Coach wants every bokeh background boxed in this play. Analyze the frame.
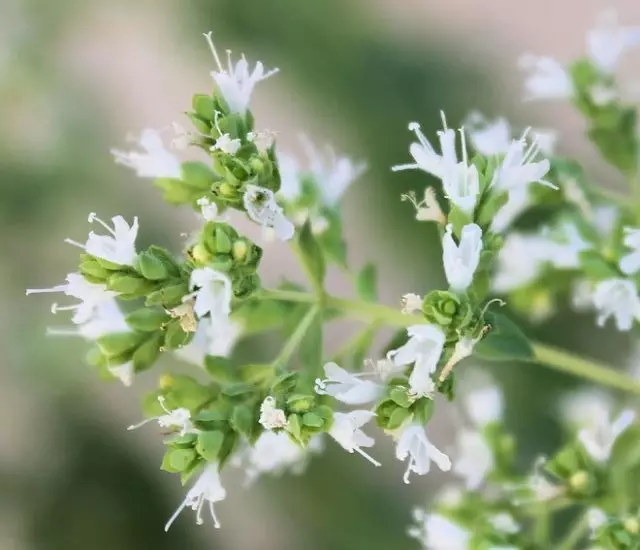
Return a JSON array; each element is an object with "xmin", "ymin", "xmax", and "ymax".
[{"xmin": 4, "ymin": 0, "xmax": 640, "ymax": 548}]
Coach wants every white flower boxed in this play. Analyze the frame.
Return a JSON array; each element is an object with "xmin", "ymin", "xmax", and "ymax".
[
  {"xmin": 314, "ymin": 362, "xmax": 383, "ymax": 405},
  {"xmin": 587, "ymin": 507, "xmax": 608, "ymax": 536},
  {"xmin": 464, "ymin": 111, "xmax": 512, "ymax": 156},
  {"xmin": 108, "ymin": 362, "xmax": 135, "ymax": 388},
  {"xmin": 492, "ymin": 233, "xmax": 548, "ymax": 293},
  {"xmin": 237, "ymin": 432, "xmax": 323, "ymax": 485},
  {"xmin": 408, "ymin": 509, "xmax": 471, "ymax": 550},
  {"xmin": 620, "ymin": 227, "xmax": 640, "ymax": 275},
  {"xmin": 258, "ymin": 396, "xmax": 288, "ymax": 430},
  {"xmin": 578, "ymin": 408, "xmax": 635, "ymax": 462},
  {"xmin": 203, "ymin": 32, "xmax": 278, "ymax": 115},
  {"xmin": 164, "ymin": 463, "xmax": 226, "ymax": 531},
  {"xmin": 26, "ymin": 272, "xmax": 117, "ymax": 324},
  {"xmin": 393, "ymin": 115, "xmax": 480, "ymax": 215},
  {"xmin": 174, "ymin": 316, "xmax": 242, "ymax": 365},
  {"xmin": 491, "ymin": 131, "xmax": 554, "ymax": 193},
  {"xmin": 211, "ymin": 133, "xmax": 241, "ymax": 155},
  {"xmin": 401, "ymin": 293, "xmax": 423, "ymax": 315},
  {"xmin": 364, "ymin": 357, "xmax": 406, "ymax": 382},
  {"xmin": 593, "ymin": 278, "xmax": 640, "ymax": 331},
  {"xmin": 489, "ymin": 513, "xmax": 520, "ymax": 534},
  {"xmin": 542, "ymin": 221, "xmax": 591, "ymax": 269},
  {"xmin": 243, "ymin": 184, "xmax": 295, "ymax": 241},
  {"xmin": 329, "ymin": 410, "xmax": 380, "ymax": 466},
  {"xmin": 128, "ymin": 396, "xmax": 195, "ymax": 436},
  {"xmin": 560, "ymin": 387, "xmax": 614, "ymax": 428},
  {"xmin": 464, "ymin": 381, "xmax": 503, "ymax": 427},
  {"xmin": 111, "ymin": 129, "xmax": 181, "ymax": 179},
  {"xmin": 571, "ymin": 279, "xmax": 595, "ymax": 312},
  {"xmin": 276, "ymin": 152, "xmax": 302, "ymax": 201},
  {"xmin": 442, "ymin": 223, "xmax": 483, "ymax": 293},
  {"xmin": 436, "ymin": 486, "xmax": 464, "ymax": 507},
  {"xmin": 46, "ymin": 298, "xmax": 129, "ymax": 340},
  {"xmin": 65, "ymin": 213, "xmax": 139, "ymax": 267},
  {"xmin": 518, "ymin": 54, "xmax": 573, "ymax": 101},
  {"xmin": 196, "ymin": 197, "xmax": 219, "ymax": 222},
  {"xmin": 453, "ymin": 430, "xmax": 494, "ymax": 490},
  {"xmin": 395, "ymin": 423, "xmax": 451, "ymax": 483},
  {"xmin": 187, "ymin": 268, "xmax": 232, "ymax": 320},
  {"xmin": 300, "ymin": 136, "xmax": 367, "ymax": 206},
  {"xmin": 388, "ymin": 324, "xmax": 445, "ymax": 398},
  {"xmin": 587, "ymin": 11, "xmax": 640, "ymax": 74}
]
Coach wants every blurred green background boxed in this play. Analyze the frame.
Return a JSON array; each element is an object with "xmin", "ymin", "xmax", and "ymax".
[{"xmin": 4, "ymin": 0, "xmax": 638, "ymax": 548}]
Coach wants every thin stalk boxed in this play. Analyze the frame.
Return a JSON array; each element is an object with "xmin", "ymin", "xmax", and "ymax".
[{"xmin": 272, "ymin": 306, "xmax": 319, "ymax": 368}]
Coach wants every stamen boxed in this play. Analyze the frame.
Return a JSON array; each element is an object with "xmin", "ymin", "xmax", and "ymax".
[
  {"xmin": 26, "ymin": 285, "xmax": 65, "ymax": 295},
  {"xmin": 127, "ymin": 417, "xmax": 156, "ymax": 431},
  {"xmin": 440, "ymin": 110, "xmax": 448, "ymax": 129},
  {"xmin": 225, "ymin": 50, "xmax": 233, "ymax": 74},
  {"xmin": 46, "ymin": 327, "xmax": 80, "ymax": 336},
  {"xmin": 164, "ymin": 500, "xmax": 188, "ymax": 532},
  {"xmin": 157, "ymin": 396, "xmax": 173, "ymax": 416},
  {"xmin": 88, "ymin": 213, "xmax": 116, "ymax": 236},
  {"xmin": 403, "ymin": 458, "xmax": 415, "ymax": 484},
  {"xmin": 354, "ymin": 446, "xmax": 381, "ymax": 467},
  {"xmin": 51, "ymin": 303, "xmax": 79, "ymax": 314},
  {"xmin": 392, "ymin": 163, "xmax": 419, "ymax": 172},
  {"xmin": 196, "ymin": 495, "xmax": 205, "ymax": 525},
  {"xmin": 459, "ymin": 128, "xmax": 468, "ymax": 165},
  {"xmin": 209, "ymin": 501, "xmax": 221, "ymax": 529},
  {"xmin": 203, "ymin": 32, "xmax": 224, "ymax": 73},
  {"xmin": 64, "ymin": 238, "xmax": 86, "ymax": 249}
]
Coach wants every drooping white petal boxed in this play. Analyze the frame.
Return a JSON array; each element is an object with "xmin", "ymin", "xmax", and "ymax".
[
  {"xmin": 578, "ymin": 408, "xmax": 635, "ymax": 462},
  {"xmin": 442, "ymin": 223, "xmax": 483, "ymax": 293},
  {"xmin": 188, "ymin": 268, "xmax": 232, "ymax": 320},
  {"xmin": 408, "ymin": 510, "xmax": 471, "ymax": 550},
  {"xmin": 491, "ymin": 233, "xmax": 549, "ymax": 293},
  {"xmin": 587, "ymin": 11, "xmax": 640, "ymax": 74},
  {"xmin": 593, "ymin": 278, "xmax": 640, "ymax": 331},
  {"xmin": 452, "ymin": 430, "xmax": 494, "ymax": 490},
  {"xmin": 518, "ymin": 54, "xmax": 573, "ymax": 101},
  {"xmin": 165, "ymin": 463, "xmax": 226, "ymax": 531},
  {"xmin": 128, "ymin": 396, "xmax": 195, "ymax": 436},
  {"xmin": 395, "ymin": 423, "xmax": 451, "ymax": 483},
  {"xmin": 329, "ymin": 411, "xmax": 380, "ymax": 466},
  {"xmin": 111, "ymin": 129, "xmax": 182, "ymax": 179},
  {"xmin": 314, "ymin": 362, "xmax": 383, "ymax": 405},
  {"xmin": 464, "ymin": 111, "xmax": 512, "ymax": 156}
]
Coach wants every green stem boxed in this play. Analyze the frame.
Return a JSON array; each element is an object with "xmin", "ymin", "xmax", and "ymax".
[
  {"xmin": 558, "ymin": 513, "xmax": 589, "ymax": 550},
  {"xmin": 272, "ymin": 305, "xmax": 319, "ymax": 368},
  {"xmin": 260, "ymin": 288, "xmax": 640, "ymax": 395}
]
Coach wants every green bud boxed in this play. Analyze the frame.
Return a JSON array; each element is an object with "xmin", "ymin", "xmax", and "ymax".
[
  {"xmin": 412, "ymin": 398, "xmax": 435, "ymax": 424},
  {"xmin": 136, "ymin": 251, "xmax": 170, "ymax": 281},
  {"xmin": 232, "ymin": 240, "xmax": 249, "ymax": 262},
  {"xmin": 249, "ymin": 158, "xmax": 264, "ymax": 173},
  {"xmin": 132, "ymin": 333, "xmax": 163, "ymax": 372},
  {"xmin": 218, "ymin": 182, "xmax": 236, "ymax": 197},
  {"xmin": 287, "ymin": 394, "xmax": 315, "ymax": 413},
  {"xmin": 569, "ymin": 470, "xmax": 589, "ymax": 491},
  {"xmin": 286, "ymin": 414, "xmax": 302, "ymax": 441},
  {"xmin": 302, "ymin": 412, "xmax": 324, "ymax": 428},
  {"xmin": 108, "ymin": 273, "xmax": 155, "ymax": 296},
  {"xmin": 624, "ymin": 518, "xmax": 640, "ymax": 535},
  {"xmin": 386, "ymin": 407, "xmax": 412, "ymax": 430},
  {"xmin": 97, "ymin": 332, "xmax": 145, "ymax": 358},
  {"xmin": 215, "ymin": 228, "xmax": 232, "ymax": 254},
  {"xmin": 389, "ymin": 387, "xmax": 412, "ymax": 408},
  {"xmin": 232, "ymin": 272, "xmax": 260, "ymax": 299},
  {"xmin": 196, "ymin": 430, "xmax": 225, "ymax": 462},
  {"xmin": 125, "ymin": 308, "xmax": 169, "ymax": 332},
  {"xmin": 145, "ymin": 282, "xmax": 189, "ymax": 309}
]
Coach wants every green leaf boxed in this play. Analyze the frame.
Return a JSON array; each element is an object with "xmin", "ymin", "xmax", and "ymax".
[
  {"xmin": 180, "ymin": 161, "xmax": 216, "ymax": 190},
  {"xmin": 217, "ymin": 431, "xmax": 239, "ymax": 468},
  {"xmin": 192, "ymin": 94, "xmax": 215, "ymax": 121},
  {"xmin": 389, "ymin": 387, "xmax": 412, "ymax": 408},
  {"xmin": 301, "ymin": 412, "xmax": 324, "ymax": 428},
  {"xmin": 579, "ymin": 250, "xmax": 619, "ymax": 279},
  {"xmin": 136, "ymin": 251, "xmax": 170, "ymax": 281},
  {"xmin": 387, "ymin": 407, "xmax": 411, "ymax": 430},
  {"xmin": 356, "ymin": 263, "xmax": 377, "ymax": 302},
  {"xmin": 287, "ymin": 414, "xmax": 302, "ymax": 441},
  {"xmin": 296, "ymin": 220, "xmax": 326, "ymax": 292},
  {"xmin": 125, "ymin": 308, "xmax": 170, "ymax": 332},
  {"xmin": 240, "ymin": 363, "xmax": 275, "ymax": 385},
  {"xmin": 230, "ymin": 405, "xmax": 256, "ymax": 439},
  {"xmin": 107, "ymin": 273, "xmax": 155, "ymax": 296},
  {"xmin": 196, "ymin": 431, "xmax": 225, "ymax": 462},
  {"xmin": 204, "ymin": 356, "xmax": 238, "ymax": 384},
  {"xmin": 474, "ymin": 312, "xmax": 534, "ymax": 361},
  {"xmin": 164, "ymin": 320, "xmax": 192, "ymax": 350},
  {"xmin": 131, "ymin": 332, "xmax": 164, "ymax": 372},
  {"xmin": 168, "ymin": 448, "xmax": 197, "ymax": 472},
  {"xmin": 145, "ymin": 282, "xmax": 189, "ymax": 309}
]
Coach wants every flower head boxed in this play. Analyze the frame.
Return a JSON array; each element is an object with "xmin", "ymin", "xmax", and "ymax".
[
  {"xmin": 388, "ymin": 324, "xmax": 446, "ymax": 398},
  {"xmin": 329, "ymin": 410, "xmax": 380, "ymax": 466},
  {"xmin": 465, "ymin": 111, "xmax": 512, "ymax": 156},
  {"xmin": 492, "ymin": 131, "xmax": 554, "ymax": 193},
  {"xmin": 128, "ymin": 396, "xmax": 195, "ymax": 436},
  {"xmin": 46, "ymin": 298, "xmax": 129, "ymax": 341},
  {"xmin": 578, "ymin": 408, "xmax": 635, "ymax": 462},
  {"xmin": 395, "ymin": 423, "xmax": 451, "ymax": 483},
  {"xmin": 593, "ymin": 278, "xmax": 640, "ymax": 331},
  {"xmin": 111, "ymin": 129, "xmax": 181, "ymax": 179},
  {"xmin": 518, "ymin": 54, "xmax": 573, "ymax": 101},
  {"xmin": 401, "ymin": 293, "xmax": 423, "ymax": 315},
  {"xmin": 314, "ymin": 362, "xmax": 383, "ymax": 405},
  {"xmin": 187, "ymin": 268, "xmax": 232, "ymax": 320},
  {"xmin": 165, "ymin": 463, "xmax": 226, "ymax": 531},
  {"xmin": 26, "ymin": 272, "xmax": 116, "ymax": 324},
  {"xmin": 452, "ymin": 429, "xmax": 494, "ymax": 490},
  {"xmin": 196, "ymin": 197, "xmax": 219, "ymax": 222},
  {"xmin": 620, "ymin": 227, "xmax": 640, "ymax": 275},
  {"xmin": 65, "ymin": 213, "xmax": 139, "ymax": 267},
  {"xmin": 408, "ymin": 509, "xmax": 470, "ymax": 550},
  {"xmin": 442, "ymin": 223, "xmax": 483, "ymax": 293},
  {"xmin": 243, "ymin": 184, "xmax": 295, "ymax": 241},
  {"xmin": 204, "ymin": 32, "xmax": 278, "ymax": 115},
  {"xmin": 211, "ymin": 133, "xmax": 241, "ymax": 155},
  {"xmin": 587, "ymin": 11, "xmax": 640, "ymax": 74},
  {"xmin": 258, "ymin": 396, "xmax": 288, "ymax": 430},
  {"xmin": 301, "ymin": 136, "xmax": 366, "ymax": 206}
]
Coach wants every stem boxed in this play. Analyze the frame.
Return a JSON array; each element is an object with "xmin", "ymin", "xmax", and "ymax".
[
  {"xmin": 272, "ymin": 306, "xmax": 319, "ymax": 368},
  {"xmin": 558, "ymin": 513, "xmax": 589, "ymax": 550},
  {"xmin": 259, "ymin": 288, "xmax": 640, "ymax": 395}
]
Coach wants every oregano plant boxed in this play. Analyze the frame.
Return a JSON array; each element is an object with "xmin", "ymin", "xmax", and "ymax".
[{"xmin": 26, "ymin": 14, "xmax": 640, "ymax": 549}]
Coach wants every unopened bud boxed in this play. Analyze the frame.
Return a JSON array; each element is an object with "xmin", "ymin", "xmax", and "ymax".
[
  {"xmin": 569, "ymin": 470, "xmax": 589, "ymax": 491},
  {"xmin": 624, "ymin": 517, "xmax": 640, "ymax": 535}
]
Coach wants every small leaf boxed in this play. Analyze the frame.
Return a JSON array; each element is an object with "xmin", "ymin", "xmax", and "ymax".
[
  {"xmin": 204, "ymin": 356, "xmax": 238, "ymax": 384},
  {"xmin": 356, "ymin": 263, "xmax": 377, "ymax": 302},
  {"xmin": 168, "ymin": 448, "xmax": 197, "ymax": 472},
  {"xmin": 196, "ymin": 431, "xmax": 225, "ymax": 462},
  {"xmin": 389, "ymin": 387, "xmax": 412, "ymax": 408},
  {"xmin": 387, "ymin": 407, "xmax": 411, "ymax": 430},
  {"xmin": 132, "ymin": 332, "xmax": 164, "ymax": 372},
  {"xmin": 97, "ymin": 332, "xmax": 145, "ymax": 358},
  {"xmin": 125, "ymin": 308, "xmax": 170, "ymax": 332},
  {"xmin": 230, "ymin": 405, "xmax": 256, "ymax": 439},
  {"xmin": 192, "ymin": 94, "xmax": 215, "ymax": 121},
  {"xmin": 164, "ymin": 320, "xmax": 192, "ymax": 350},
  {"xmin": 240, "ymin": 363, "xmax": 275, "ymax": 385},
  {"xmin": 302, "ymin": 412, "xmax": 324, "ymax": 428},
  {"xmin": 136, "ymin": 251, "xmax": 170, "ymax": 281},
  {"xmin": 296, "ymin": 220, "xmax": 326, "ymax": 292},
  {"xmin": 180, "ymin": 161, "xmax": 216, "ymax": 190},
  {"xmin": 287, "ymin": 414, "xmax": 302, "ymax": 440},
  {"xmin": 474, "ymin": 312, "xmax": 534, "ymax": 361}
]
